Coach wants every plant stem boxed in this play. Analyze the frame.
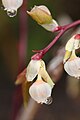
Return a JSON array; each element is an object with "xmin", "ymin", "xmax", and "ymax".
[
  {"xmin": 32, "ymin": 20, "xmax": 80, "ymax": 60},
  {"xmin": 11, "ymin": 0, "xmax": 28, "ymax": 120}
]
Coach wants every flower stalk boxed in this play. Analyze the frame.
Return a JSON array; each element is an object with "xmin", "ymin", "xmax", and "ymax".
[{"xmin": 32, "ymin": 20, "xmax": 80, "ymax": 60}]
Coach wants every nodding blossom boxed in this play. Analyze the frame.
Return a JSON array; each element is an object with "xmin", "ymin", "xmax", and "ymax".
[
  {"xmin": 27, "ymin": 5, "xmax": 58, "ymax": 31},
  {"xmin": 29, "ymin": 74, "xmax": 53, "ymax": 104},
  {"xmin": 64, "ymin": 34, "xmax": 80, "ymax": 79},
  {"xmin": 15, "ymin": 59, "xmax": 55, "ymax": 104},
  {"xmin": 2, "ymin": 0, "xmax": 23, "ymax": 17}
]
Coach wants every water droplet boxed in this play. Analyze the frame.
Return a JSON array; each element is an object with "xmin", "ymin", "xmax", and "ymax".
[
  {"xmin": 7, "ymin": 9, "xmax": 17, "ymax": 17},
  {"xmin": 45, "ymin": 97, "xmax": 53, "ymax": 105}
]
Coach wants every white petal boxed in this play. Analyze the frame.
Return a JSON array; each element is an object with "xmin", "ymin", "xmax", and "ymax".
[
  {"xmin": 2, "ymin": 0, "xmax": 23, "ymax": 10},
  {"xmin": 29, "ymin": 80, "xmax": 52, "ymax": 104},
  {"xmin": 74, "ymin": 40, "xmax": 80, "ymax": 49},
  {"xmin": 40, "ymin": 59, "xmax": 46, "ymax": 69},
  {"xmin": 41, "ymin": 19, "xmax": 58, "ymax": 31},
  {"xmin": 39, "ymin": 60, "xmax": 55, "ymax": 88},
  {"xmin": 26, "ymin": 60, "xmax": 41, "ymax": 81},
  {"xmin": 65, "ymin": 35, "xmax": 74, "ymax": 51},
  {"xmin": 38, "ymin": 5, "xmax": 51, "ymax": 15}
]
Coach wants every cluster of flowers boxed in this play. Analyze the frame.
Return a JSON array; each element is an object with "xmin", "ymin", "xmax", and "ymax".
[
  {"xmin": 64, "ymin": 34, "xmax": 80, "ymax": 79},
  {"xmin": 15, "ymin": 33, "xmax": 80, "ymax": 104},
  {"xmin": 2, "ymin": 1, "xmax": 80, "ymax": 104},
  {"xmin": 20, "ymin": 5, "xmax": 80, "ymax": 104}
]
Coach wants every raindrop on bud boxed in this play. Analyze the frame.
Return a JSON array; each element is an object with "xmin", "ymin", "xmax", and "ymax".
[
  {"xmin": 45, "ymin": 97, "xmax": 53, "ymax": 105},
  {"xmin": 7, "ymin": 9, "xmax": 17, "ymax": 17}
]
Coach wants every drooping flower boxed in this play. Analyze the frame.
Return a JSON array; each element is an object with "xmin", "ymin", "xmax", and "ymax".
[
  {"xmin": 64, "ymin": 34, "xmax": 80, "ymax": 78},
  {"xmin": 27, "ymin": 5, "xmax": 58, "ymax": 31},
  {"xmin": 2, "ymin": 0, "xmax": 23, "ymax": 17},
  {"xmin": 29, "ymin": 74, "xmax": 53, "ymax": 104},
  {"xmin": 15, "ymin": 59, "xmax": 55, "ymax": 104}
]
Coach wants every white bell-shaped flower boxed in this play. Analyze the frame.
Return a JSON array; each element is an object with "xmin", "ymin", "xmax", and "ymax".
[
  {"xmin": 2, "ymin": 0, "xmax": 23, "ymax": 17},
  {"xmin": 29, "ymin": 74, "xmax": 52, "ymax": 104},
  {"xmin": 64, "ymin": 50, "xmax": 80, "ymax": 78},
  {"xmin": 64, "ymin": 34, "xmax": 80, "ymax": 78}
]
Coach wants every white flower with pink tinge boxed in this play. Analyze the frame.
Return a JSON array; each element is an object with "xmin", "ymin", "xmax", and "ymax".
[
  {"xmin": 64, "ymin": 34, "xmax": 80, "ymax": 78},
  {"xmin": 26, "ymin": 59, "xmax": 55, "ymax": 104},
  {"xmin": 29, "ymin": 74, "xmax": 53, "ymax": 104}
]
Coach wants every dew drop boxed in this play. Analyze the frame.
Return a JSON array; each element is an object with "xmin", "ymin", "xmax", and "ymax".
[
  {"xmin": 7, "ymin": 9, "xmax": 17, "ymax": 17},
  {"xmin": 45, "ymin": 97, "xmax": 53, "ymax": 105}
]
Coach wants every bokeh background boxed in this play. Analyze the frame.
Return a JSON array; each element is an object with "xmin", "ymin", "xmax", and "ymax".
[{"xmin": 0, "ymin": 0, "xmax": 80, "ymax": 120}]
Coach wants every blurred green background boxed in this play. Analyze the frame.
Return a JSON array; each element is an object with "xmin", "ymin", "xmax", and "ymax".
[{"xmin": 0, "ymin": 0, "xmax": 80, "ymax": 120}]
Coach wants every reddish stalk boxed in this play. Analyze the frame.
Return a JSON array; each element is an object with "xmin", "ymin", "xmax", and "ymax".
[
  {"xmin": 32, "ymin": 20, "xmax": 80, "ymax": 60},
  {"xmin": 11, "ymin": 1, "xmax": 27, "ymax": 120}
]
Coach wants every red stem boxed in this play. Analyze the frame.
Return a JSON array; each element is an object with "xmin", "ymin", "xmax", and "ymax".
[
  {"xmin": 18, "ymin": 1, "xmax": 27, "ymax": 71},
  {"xmin": 32, "ymin": 20, "xmax": 80, "ymax": 60},
  {"xmin": 11, "ymin": 1, "xmax": 27, "ymax": 120}
]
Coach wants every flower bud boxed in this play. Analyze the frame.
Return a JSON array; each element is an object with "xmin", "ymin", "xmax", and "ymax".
[
  {"xmin": 27, "ymin": 5, "xmax": 52, "ymax": 24},
  {"xmin": 27, "ymin": 5, "xmax": 58, "ymax": 31},
  {"xmin": 2, "ymin": 0, "xmax": 23, "ymax": 17}
]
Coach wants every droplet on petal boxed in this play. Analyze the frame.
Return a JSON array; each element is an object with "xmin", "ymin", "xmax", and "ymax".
[
  {"xmin": 45, "ymin": 96, "xmax": 53, "ymax": 105},
  {"xmin": 7, "ymin": 9, "xmax": 17, "ymax": 17}
]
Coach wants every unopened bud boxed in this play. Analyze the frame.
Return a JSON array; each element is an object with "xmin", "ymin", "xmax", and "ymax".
[
  {"xmin": 27, "ymin": 5, "xmax": 58, "ymax": 31},
  {"xmin": 27, "ymin": 5, "xmax": 52, "ymax": 24}
]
